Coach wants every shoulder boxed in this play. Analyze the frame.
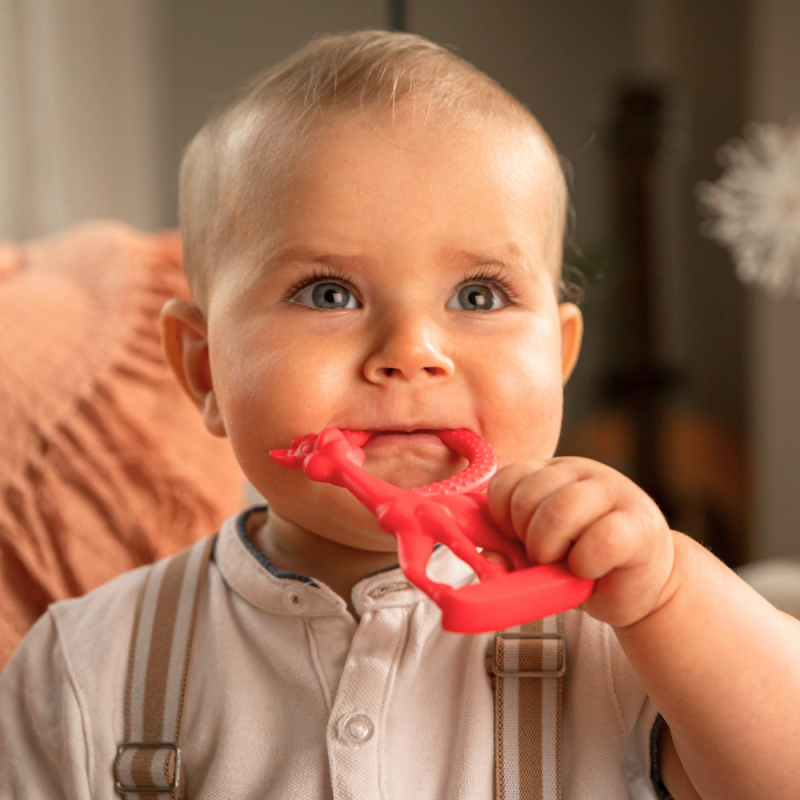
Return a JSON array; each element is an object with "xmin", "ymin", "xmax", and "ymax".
[
  {"xmin": 0, "ymin": 562, "xmax": 150, "ymax": 687},
  {"xmin": 0, "ymin": 565, "xmax": 152, "ymax": 796},
  {"xmin": 49, "ymin": 563, "xmax": 150, "ymax": 661},
  {"xmin": 27, "ymin": 564, "xmax": 152, "ymax": 724},
  {"xmin": 0, "ymin": 538, "xmax": 219, "ymax": 795},
  {"xmin": 50, "ymin": 534, "xmax": 218, "ymax": 699}
]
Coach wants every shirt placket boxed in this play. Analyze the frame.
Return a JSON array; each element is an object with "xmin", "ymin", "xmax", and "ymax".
[{"xmin": 326, "ymin": 595, "xmax": 410, "ymax": 800}]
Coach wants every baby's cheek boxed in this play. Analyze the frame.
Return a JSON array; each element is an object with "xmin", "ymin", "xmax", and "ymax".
[{"xmin": 483, "ymin": 362, "xmax": 563, "ymax": 464}]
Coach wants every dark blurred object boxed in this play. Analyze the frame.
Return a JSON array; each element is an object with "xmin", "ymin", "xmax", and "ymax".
[
  {"xmin": 390, "ymin": 0, "xmax": 406, "ymax": 32},
  {"xmin": 0, "ymin": 222, "xmax": 244, "ymax": 669},
  {"xmin": 606, "ymin": 84, "xmax": 679, "ymax": 506}
]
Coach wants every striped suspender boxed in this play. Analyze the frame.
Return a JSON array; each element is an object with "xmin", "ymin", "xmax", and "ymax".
[
  {"xmin": 114, "ymin": 535, "xmax": 216, "ymax": 799},
  {"xmin": 112, "ymin": 534, "xmax": 561, "ymax": 798},
  {"xmin": 492, "ymin": 614, "xmax": 565, "ymax": 800}
]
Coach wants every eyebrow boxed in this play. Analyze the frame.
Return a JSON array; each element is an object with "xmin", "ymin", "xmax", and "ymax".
[
  {"xmin": 266, "ymin": 244, "xmax": 527, "ymax": 272},
  {"xmin": 265, "ymin": 247, "xmax": 377, "ymax": 274},
  {"xmin": 440, "ymin": 245, "xmax": 530, "ymax": 275}
]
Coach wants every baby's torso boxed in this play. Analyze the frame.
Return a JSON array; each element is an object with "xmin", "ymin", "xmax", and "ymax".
[{"xmin": 53, "ymin": 509, "xmax": 657, "ymax": 799}]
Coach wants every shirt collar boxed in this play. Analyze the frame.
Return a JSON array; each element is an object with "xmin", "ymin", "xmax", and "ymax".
[{"xmin": 215, "ymin": 506, "xmax": 475, "ymax": 619}]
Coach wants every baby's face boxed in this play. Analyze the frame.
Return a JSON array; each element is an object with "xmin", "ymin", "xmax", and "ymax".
[{"xmin": 204, "ymin": 110, "xmax": 581, "ymax": 551}]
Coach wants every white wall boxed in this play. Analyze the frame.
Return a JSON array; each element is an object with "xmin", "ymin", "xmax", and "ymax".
[
  {"xmin": 0, "ymin": 0, "xmax": 387, "ymax": 240},
  {"xmin": 0, "ymin": 0, "xmax": 167, "ymax": 239}
]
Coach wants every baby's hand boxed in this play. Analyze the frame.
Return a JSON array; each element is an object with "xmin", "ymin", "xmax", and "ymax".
[{"xmin": 487, "ymin": 458, "xmax": 676, "ymax": 628}]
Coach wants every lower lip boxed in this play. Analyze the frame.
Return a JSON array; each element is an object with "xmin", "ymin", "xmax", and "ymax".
[{"xmin": 364, "ymin": 431, "xmax": 446, "ymax": 449}]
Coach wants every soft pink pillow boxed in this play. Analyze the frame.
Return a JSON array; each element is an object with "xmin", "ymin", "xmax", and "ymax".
[{"xmin": 0, "ymin": 222, "xmax": 244, "ymax": 668}]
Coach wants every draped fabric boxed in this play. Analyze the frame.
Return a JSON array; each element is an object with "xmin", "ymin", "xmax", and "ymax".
[{"xmin": 0, "ymin": 222, "xmax": 244, "ymax": 669}]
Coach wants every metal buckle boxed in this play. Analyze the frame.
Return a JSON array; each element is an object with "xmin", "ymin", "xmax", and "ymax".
[
  {"xmin": 114, "ymin": 742, "xmax": 181, "ymax": 795},
  {"xmin": 491, "ymin": 632, "xmax": 566, "ymax": 678}
]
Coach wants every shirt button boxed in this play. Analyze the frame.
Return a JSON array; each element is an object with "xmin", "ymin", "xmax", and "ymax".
[{"xmin": 340, "ymin": 713, "xmax": 374, "ymax": 745}]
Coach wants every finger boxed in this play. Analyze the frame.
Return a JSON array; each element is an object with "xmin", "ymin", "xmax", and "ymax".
[
  {"xmin": 506, "ymin": 461, "xmax": 591, "ymax": 541},
  {"xmin": 487, "ymin": 460, "xmax": 547, "ymax": 536},
  {"xmin": 481, "ymin": 549, "xmax": 513, "ymax": 571},
  {"xmin": 524, "ymin": 477, "xmax": 616, "ymax": 564},
  {"xmin": 566, "ymin": 510, "xmax": 643, "ymax": 580},
  {"xmin": 488, "ymin": 457, "xmax": 615, "ymax": 540}
]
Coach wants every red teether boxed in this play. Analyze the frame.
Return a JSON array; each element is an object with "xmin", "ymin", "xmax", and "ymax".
[{"xmin": 270, "ymin": 429, "xmax": 594, "ymax": 633}]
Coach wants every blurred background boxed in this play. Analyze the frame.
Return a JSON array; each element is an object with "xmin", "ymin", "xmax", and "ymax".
[{"xmin": 2, "ymin": 0, "xmax": 799, "ymax": 571}]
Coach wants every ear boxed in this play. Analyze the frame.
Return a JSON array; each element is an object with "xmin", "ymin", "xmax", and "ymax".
[
  {"xmin": 558, "ymin": 302, "xmax": 583, "ymax": 385},
  {"xmin": 160, "ymin": 298, "xmax": 227, "ymax": 437}
]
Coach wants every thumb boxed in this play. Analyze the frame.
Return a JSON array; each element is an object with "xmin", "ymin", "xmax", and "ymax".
[{"xmin": 481, "ymin": 549, "xmax": 512, "ymax": 571}]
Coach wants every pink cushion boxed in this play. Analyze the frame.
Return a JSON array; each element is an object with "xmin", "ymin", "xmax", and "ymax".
[{"xmin": 0, "ymin": 222, "xmax": 244, "ymax": 668}]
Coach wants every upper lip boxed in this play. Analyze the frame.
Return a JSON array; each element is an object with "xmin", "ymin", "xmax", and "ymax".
[
  {"xmin": 367, "ymin": 427, "xmax": 446, "ymax": 434},
  {"xmin": 349, "ymin": 424, "xmax": 472, "ymax": 434}
]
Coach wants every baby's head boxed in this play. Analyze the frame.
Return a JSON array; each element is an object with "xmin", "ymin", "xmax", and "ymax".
[{"xmin": 163, "ymin": 31, "xmax": 583, "ymax": 550}]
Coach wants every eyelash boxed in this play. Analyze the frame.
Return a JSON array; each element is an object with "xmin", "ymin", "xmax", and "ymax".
[
  {"xmin": 283, "ymin": 266, "xmax": 355, "ymax": 302},
  {"xmin": 283, "ymin": 265, "xmax": 518, "ymax": 304},
  {"xmin": 455, "ymin": 267, "xmax": 518, "ymax": 304}
]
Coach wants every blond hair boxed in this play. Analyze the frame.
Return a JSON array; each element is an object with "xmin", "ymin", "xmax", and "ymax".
[{"xmin": 179, "ymin": 31, "xmax": 569, "ymax": 304}]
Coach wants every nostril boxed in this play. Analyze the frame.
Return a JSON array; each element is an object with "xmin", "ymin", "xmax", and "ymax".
[{"xmin": 372, "ymin": 365, "xmax": 449, "ymax": 380}]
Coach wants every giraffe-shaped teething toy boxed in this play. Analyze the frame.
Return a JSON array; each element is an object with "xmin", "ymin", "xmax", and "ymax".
[{"xmin": 270, "ymin": 428, "xmax": 593, "ymax": 633}]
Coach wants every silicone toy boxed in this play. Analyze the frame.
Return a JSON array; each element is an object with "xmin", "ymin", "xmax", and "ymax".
[{"xmin": 270, "ymin": 429, "xmax": 594, "ymax": 633}]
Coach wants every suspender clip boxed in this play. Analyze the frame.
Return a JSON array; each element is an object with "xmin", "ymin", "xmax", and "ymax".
[
  {"xmin": 114, "ymin": 741, "xmax": 183, "ymax": 797},
  {"xmin": 489, "ymin": 631, "xmax": 566, "ymax": 678}
]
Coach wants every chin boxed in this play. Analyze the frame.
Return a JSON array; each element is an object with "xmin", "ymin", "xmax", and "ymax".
[{"xmin": 276, "ymin": 485, "xmax": 399, "ymax": 549}]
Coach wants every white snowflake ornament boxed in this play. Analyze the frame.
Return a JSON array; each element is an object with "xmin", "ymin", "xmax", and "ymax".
[{"xmin": 698, "ymin": 121, "xmax": 800, "ymax": 295}]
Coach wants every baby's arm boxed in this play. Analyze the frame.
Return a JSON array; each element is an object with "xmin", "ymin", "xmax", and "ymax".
[{"xmin": 488, "ymin": 458, "xmax": 800, "ymax": 800}]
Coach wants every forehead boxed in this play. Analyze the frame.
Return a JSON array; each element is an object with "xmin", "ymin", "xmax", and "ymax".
[{"xmin": 220, "ymin": 107, "xmax": 565, "ymax": 290}]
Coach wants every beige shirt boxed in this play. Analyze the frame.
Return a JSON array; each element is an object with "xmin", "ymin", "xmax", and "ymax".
[{"xmin": 0, "ymin": 507, "xmax": 659, "ymax": 799}]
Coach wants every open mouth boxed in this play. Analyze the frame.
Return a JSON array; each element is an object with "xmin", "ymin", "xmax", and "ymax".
[{"xmin": 362, "ymin": 429, "xmax": 447, "ymax": 449}]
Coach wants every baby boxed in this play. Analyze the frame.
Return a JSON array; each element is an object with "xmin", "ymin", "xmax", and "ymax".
[{"xmin": 1, "ymin": 31, "xmax": 799, "ymax": 800}]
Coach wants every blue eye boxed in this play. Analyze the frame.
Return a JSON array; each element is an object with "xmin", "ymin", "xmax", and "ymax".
[
  {"xmin": 291, "ymin": 282, "xmax": 359, "ymax": 310},
  {"xmin": 446, "ymin": 283, "xmax": 506, "ymax": 311}
]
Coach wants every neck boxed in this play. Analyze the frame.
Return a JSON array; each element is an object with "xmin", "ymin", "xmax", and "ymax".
[{"xmin": 250, "ymin": 508, "xmax": 399, "ymax": 617}]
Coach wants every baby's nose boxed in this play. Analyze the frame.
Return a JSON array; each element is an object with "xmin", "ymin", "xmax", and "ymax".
[{"xmin": 363, "ymin": 318, "xmax": 455, "ymax": 384}]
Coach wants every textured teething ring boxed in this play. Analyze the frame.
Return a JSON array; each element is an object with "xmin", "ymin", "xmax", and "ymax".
[{"xmin": 270, "ymin": 429, "xmax": 593, "ymax": 633}]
